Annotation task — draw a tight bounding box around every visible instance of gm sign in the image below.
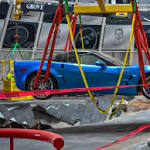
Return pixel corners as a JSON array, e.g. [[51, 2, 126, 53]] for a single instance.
[[21, 3, 45, 12]]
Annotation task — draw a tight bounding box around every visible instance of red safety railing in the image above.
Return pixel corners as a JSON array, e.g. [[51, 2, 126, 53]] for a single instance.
[[0, 128, 64, 150]]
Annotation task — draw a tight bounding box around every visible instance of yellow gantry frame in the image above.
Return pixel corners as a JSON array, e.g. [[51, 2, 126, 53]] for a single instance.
[[74, 4, 132, 14], [96, 0, 105, 12]]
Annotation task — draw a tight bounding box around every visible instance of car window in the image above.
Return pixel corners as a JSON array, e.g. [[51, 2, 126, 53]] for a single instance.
[[68, 53, 77, 63], [36, 51, 118, 66], [52, 53, 67, 62], [94, 51, 123, 66], [79, 53, 104, 65], [67, 52, 107, 65]]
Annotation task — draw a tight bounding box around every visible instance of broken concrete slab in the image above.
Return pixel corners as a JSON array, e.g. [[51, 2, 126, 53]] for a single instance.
[[0, 98, 115, 129], [0, 104, 35, 128], [0, 95, 140, 129], [80, 100, 109, 124], [52, 108, 150, 134], [37, 101, 88, 125]]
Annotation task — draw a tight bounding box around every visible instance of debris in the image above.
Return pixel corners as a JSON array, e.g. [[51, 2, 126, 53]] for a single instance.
[[147, 139, 150, 147], [106, 100, 128, 121], [127, 99, 150, 112]]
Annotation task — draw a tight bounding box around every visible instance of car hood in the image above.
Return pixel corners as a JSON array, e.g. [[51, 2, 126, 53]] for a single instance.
[[144, 65, 150, 73], [128, 64, 150, 73]]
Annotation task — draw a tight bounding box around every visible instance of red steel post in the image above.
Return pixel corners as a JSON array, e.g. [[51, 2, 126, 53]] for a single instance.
[[0, 129, 64, 150], [10, 137, 14, 150]]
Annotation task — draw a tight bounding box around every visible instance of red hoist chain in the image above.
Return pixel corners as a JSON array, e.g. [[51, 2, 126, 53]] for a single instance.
[[133, 2, 150, 88], [33, 0, 77, 87], [33, 1, 63, 87], [64, 15, 77, 52], [134, 13, 146, 87]]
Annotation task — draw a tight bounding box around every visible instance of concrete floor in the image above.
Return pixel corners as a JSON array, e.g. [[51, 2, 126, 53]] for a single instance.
[[0, 125, 149, 150], [0, 93, 150, 150]]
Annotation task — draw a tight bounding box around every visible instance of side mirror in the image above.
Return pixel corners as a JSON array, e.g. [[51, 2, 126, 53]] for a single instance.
[[96, 61, 106, 70]]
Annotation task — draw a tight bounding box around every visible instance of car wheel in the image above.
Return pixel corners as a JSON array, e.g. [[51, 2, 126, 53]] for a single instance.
[[26, 73, 57, 100], [142, 75, 150, 99]]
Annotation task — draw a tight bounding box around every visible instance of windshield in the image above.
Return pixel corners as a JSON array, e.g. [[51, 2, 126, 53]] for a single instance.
[[35, 50, 123, 66], [93, 51, 123, 66]]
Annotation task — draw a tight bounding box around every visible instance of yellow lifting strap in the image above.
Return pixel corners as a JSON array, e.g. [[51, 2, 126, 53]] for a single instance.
[[109, 13, 136, 114], [80, 27, 85, 50], [66, 14, 96, 105], [79, 15, 85, 50], [65, 12, 135, 114], [96, 0, 105, 12], [129, 13, 135, 66], [66, 14, 106, 113]]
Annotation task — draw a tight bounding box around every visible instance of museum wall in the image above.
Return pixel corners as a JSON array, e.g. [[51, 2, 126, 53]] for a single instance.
[[0, 0, 150, 65]]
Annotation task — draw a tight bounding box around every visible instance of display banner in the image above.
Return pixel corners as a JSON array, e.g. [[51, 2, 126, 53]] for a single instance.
[[75, 25, 101, 49], [38, 23, 69, 50], [103, 25, 131, 50], [3, 21, 38, 48], [38, 23, 101, 50]]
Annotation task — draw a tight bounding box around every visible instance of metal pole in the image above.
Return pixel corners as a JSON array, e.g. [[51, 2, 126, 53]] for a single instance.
[[31, 12, 44, 60], [10, 137, 14, 150], [98, 17, 106, 51]]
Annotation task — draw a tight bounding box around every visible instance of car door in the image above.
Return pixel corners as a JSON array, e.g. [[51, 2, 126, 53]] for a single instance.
[[113, 65, 138, 95], [62, 52, 118, 94]]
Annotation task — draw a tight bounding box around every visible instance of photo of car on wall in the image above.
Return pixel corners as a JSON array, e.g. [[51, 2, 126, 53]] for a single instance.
[[14, 50, 150, 100]]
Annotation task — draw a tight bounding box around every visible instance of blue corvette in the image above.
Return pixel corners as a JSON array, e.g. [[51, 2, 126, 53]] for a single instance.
[[14, 50, 150, 100]]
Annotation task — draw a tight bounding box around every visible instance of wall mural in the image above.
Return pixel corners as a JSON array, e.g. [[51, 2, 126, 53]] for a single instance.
[[1, 2, 150, 52], [38, 23, 68, 50], [75, 25, 101, 49], [21, 2, 101, 50], [38, 23, 101, 50], [3, 21, 38, 48], [103, 25, 131, 50]]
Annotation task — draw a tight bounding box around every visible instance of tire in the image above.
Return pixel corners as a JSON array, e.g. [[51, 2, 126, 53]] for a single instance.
[[26, 73, 57, 100], [142, 75, 150, 99]]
